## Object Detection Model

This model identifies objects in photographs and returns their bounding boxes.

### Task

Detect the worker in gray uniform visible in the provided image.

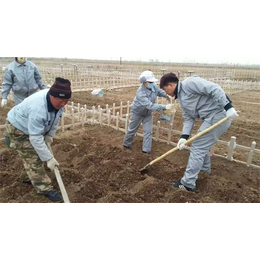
[160,73,239,191]
[1,57,46,106]
[123,70,173,153]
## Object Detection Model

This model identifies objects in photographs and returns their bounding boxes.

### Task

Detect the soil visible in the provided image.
[0,87,260,203]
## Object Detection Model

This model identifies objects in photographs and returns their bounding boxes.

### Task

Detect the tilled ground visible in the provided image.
[0,125,260,203]
[0,87,259,203]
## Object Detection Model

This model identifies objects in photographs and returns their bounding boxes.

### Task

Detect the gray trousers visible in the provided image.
[123,112,153,153]
[181,111,231,189]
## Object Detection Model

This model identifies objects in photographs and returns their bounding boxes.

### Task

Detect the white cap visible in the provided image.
[138,70,158,83]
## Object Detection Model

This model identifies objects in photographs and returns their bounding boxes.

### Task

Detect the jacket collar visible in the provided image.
[15,60,27,67]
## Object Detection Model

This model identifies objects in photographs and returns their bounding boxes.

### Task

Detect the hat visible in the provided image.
[49,77,72,99]
[138,70,158,83]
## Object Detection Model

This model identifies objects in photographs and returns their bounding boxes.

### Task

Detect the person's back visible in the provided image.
[180,76,230,120]
[7,89,62,136]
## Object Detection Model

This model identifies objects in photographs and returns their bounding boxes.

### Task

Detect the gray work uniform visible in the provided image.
[177,76,231,189]
[2,60,46,105]
[123,83,167,152]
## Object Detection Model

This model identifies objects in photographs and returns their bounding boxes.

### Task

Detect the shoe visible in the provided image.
[142,151,150,154]
[123,145,131,149]
[22,180,32,185]
[21,172,31,184]
[172,180,196,192]
[45,190,63,202]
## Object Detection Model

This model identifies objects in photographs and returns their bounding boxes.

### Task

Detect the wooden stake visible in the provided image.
[120,102,123,116]
[125,114,129,132]
[112,103,115,120]
[72,108,75,129]
[84,105,87,122]
[167,123,172,144]
[247,141,256,166]
[81,107,84,127]
[210,145,215,156]
[116,112,119,130]
[227,136,236,161]
[108,110,111,127]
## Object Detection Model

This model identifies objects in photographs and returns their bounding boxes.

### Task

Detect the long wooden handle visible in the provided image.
[53,166,70,203]
[46,142,70,203]
[149,117,229,167]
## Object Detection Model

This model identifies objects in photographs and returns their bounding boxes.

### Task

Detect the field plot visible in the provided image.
[0,84,260,202]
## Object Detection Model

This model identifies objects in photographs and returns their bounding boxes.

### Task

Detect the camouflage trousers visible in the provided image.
[5,121,53,194]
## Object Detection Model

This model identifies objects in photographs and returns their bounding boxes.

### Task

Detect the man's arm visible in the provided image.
[34,66,46,90]
[2,68,13,99]
[136,90,166,111]
[27,115,53,161]
[181,110,195,138]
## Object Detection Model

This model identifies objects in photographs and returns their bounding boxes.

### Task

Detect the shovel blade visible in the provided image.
[139,164,151,174]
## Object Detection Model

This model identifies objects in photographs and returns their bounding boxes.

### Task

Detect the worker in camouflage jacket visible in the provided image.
[5,78,71,202]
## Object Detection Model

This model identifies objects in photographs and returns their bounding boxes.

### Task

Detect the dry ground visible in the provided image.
[0,87,259,202]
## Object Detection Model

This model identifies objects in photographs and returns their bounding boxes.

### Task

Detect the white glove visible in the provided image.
[44,135,53,144]
[47,157,59,171]
[226,107,239,120]
[165,104,174,110]
[177,138,187,150]
[1,99,7,107]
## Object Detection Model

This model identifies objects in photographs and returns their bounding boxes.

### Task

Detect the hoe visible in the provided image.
[139,117,229,174]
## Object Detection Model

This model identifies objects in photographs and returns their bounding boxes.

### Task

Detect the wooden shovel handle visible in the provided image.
[46,142,70,203]
[149,117,229,166]
[53,166,70,203]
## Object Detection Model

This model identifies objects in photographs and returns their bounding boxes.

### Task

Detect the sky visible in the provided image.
[1,0,260,65]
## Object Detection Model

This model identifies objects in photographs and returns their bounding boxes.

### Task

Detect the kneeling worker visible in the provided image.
[5,77,72,202]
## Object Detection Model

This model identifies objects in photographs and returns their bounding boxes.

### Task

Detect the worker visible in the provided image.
[1,57,46,107]
[123,70,173,153]
[4,77,72,202]
[160,73,239,191]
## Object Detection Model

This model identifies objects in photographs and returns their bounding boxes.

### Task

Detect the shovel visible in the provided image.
[139,117,229,174]
[46,142,70,203]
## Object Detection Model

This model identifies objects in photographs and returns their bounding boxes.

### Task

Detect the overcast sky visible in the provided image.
[1,0,260,65]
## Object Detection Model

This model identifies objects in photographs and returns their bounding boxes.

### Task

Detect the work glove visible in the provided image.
[177,138,187,150]
[44,135,53,144]
[47,157,59,171]
[165,104,174,110]
[164,104,175,114]
[1,99,7,107]
[226,107,239,120]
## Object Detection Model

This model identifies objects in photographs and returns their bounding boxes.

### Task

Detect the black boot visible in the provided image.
[45,190,63,202]
[21,172,32,185]
[172,180,196,192]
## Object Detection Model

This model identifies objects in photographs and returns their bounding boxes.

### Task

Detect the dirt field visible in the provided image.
[0,87,260,203]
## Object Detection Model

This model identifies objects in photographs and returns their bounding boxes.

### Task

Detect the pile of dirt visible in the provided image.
[0,125,259,203]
